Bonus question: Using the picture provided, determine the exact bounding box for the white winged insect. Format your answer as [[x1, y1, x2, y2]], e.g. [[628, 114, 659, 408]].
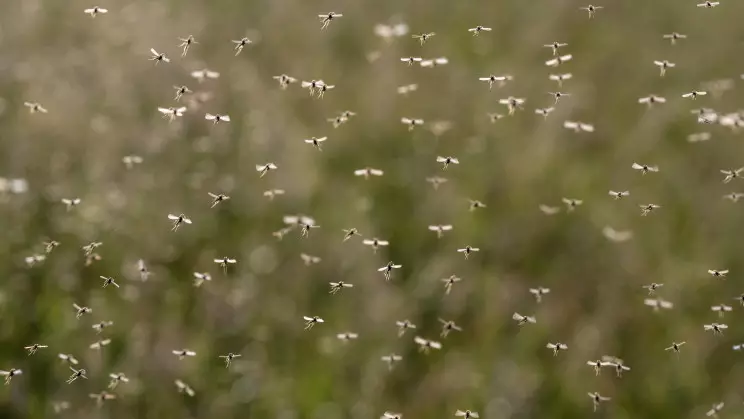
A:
[[73, 304, 92, 319], [168, 213, 192, 231], [588, 392, 611, 412], [337, 332, 359, 343], [529, 287, 551, 303], [137, 259, 151, 281], [704, 323, 727, 335], [442, 275, 462, 295], [256, 163, 278, 178], [172, 349, 197, 360], [663, 32, 687, 45], [232, 37, 253, 55], [638, 95, 667, 107], [544, 42, 568, 56], [697, 1, 720, 8], [300, 253, 321, 266], [396, 320, 417, 337], [89, 391, 116, 407], [540, 204, 561, 215], [363, 237, 389, 253], [219, 353, 241, 368], [205, 113, 230, 124], [682, 90, 707, 100], [438, 319, 462, 338], [549, 73, 572, 87], [547, 343, 568, 356], [707, 402, 725, 419], [178, 35, 197, 56], [479, 75, 507, 90], [401, 57, 423, 66], [175, 380, 195, 397], [378, 261, 402, 281], [304, 136, 328, 151], [214, 257, 237, 274], [427, 176, 448, 190], [512, 312, 536, 326], [173, 85, 192, 101], [548, 92, 571, 104], [84, 6, 108, 17], [653, 60, 675, 77], [642, 283, 663, 295], [89, 339, 112, 351], [580, 5, 604, 18], [457, 246, 479, 259], [342, 228, 362, 242], [61, 198, 81, 211], [499, 96, 526, 115], [319, 12, 343, 29], [100, 276, 119, 288], [122, 155, 143, 169], [401, 117, 425, 131], [208, 192, 230, 208], [468, 26, 492, 35], [0, 369, 22, 385], [193, 272, 211, 287], [108, 373, 129, 389], [381, 354, 403, 370], [546, 54, 573, 67], [24, 102, 48, 114], [562, 198, 583, 212], [428, 224, 453, 238], [273, 74, 298, 90], [535, 107, 555, 119], [455, 410, 479, 419], [414, 336, 442, 353], [711, 304, 733, 318], [157, 106, 186, 122], [149, 48, 170, 64], [303, 316, 324, 330], [24, 344, 48, 355], [609, 190, 630, 200], [354, 167, 384, 179], [420, 57, 448, 67], [92, 321, 113, 334], [383, 412, 402, 419], [329, 281, 353, 294], [563, 120, 594, 132], [644, 298, 673, 311], [665, 341, 685, 356], [640, 204, 661, 216], [190, 69, 220, 83], [436, 156, 459, 169], [412, 32, 436, 45], [469, 199, 486, 211], [263, 189, 285, 200], [58, 354, 79, 365], [67, 367, 87, 384], [632, 162, 659, 175], [720, 168, 744, 183]]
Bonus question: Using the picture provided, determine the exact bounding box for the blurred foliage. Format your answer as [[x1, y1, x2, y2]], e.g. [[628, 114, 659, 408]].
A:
[[2, 0, 744, 418]]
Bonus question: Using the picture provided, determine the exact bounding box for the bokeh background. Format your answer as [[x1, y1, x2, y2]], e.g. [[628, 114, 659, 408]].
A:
[[2, 0, 744, 418]]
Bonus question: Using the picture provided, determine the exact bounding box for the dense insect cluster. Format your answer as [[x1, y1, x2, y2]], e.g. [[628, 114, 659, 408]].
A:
[[3, 1, 744, 417]]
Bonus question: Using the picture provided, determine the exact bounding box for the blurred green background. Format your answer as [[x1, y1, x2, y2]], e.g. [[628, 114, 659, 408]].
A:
[[2, 0, 744, 418]]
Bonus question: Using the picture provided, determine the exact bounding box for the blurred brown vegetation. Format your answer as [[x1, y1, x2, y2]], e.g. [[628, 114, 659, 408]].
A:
[[2, 0, 744, 418]]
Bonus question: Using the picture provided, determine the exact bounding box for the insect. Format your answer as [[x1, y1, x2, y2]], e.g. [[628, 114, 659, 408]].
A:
[[437, 156, 459, 169], [89, 339, 112, 351], [342, 228, 362, 242], [157, 106, 187, 122], [100, 276, 119, 288], [108, 373, 129, 389], [535, 107, 555, 119], [24, 102, 48, 114], [329, 281, 353, 294], [603, 356, 631, 377], [438, 319, 462, 338], [190, 69, 220, 83], [563, 121, 594, 132], [319, 12, 343, 29], [663, 32, 687, 45], [529, 287, 551, 303], [62, 198, 82, 211], [316, 83, 335, 99], [337, 332, 359, 342], [546, 343, 568, 356], [303, 316, 324, 330], [468, 199, 486, 211], [73, 304, 92, 319], [149, 48, 170, 64], [256, 163, 278, 178], [0, 369, 22, 385], [487, 113, 505, 123], [401, 117, 425, 131], [193, 272, 211, 287], [544, 41, 568, 56], [219, 353, 241, 368], [588, 392, 611, 412], [512, 312, 537, 326], [58, 354, 79, 365], [428, 224, 453, 238], [378, 261, 402, 280], [479, 75, 507, 90], [232, 37, 253, 55], [177, 35, 197, 56], [414, 336, 442, 353], [639, 204, 661, 216], [205, 113, 230, 124], [638, 94, 667, 108], [262, 189, 285, 201], [175, 380, 195, 397], [539, 204, 561, 215], [706, 402, 725, 419], [632, 162, 659, 174], [468, 26, 492, 35], [273, 74, 298, 90], [546, 54, 573, 67], [208, 192, 230, 208], [720, 168, 744, 183], [561, 198, 583, 212], [137, 259, 151, 281], [455, 410, 479, 419], [67, 367, 88, 384], [711, 304, 733, 318], [300, 253, 321, 266], [548, 92, 571, 104], [442, 275, 462, 295], [420, 57, 448, 67], [397, 84, 418, 95], [354, 167, 384, 179], [704, 323, 728, 335], [381, 354, 403, 370], [25, 254, 46, 267], [682, 90, 707, 100], [304, 136, 328, 151], [168, 214, 192, 231], [643, 283, 663, 295], [123, 155, 144, 169], [82, 241, 102, 256], [665, 341, 686, 355], [24, 344, 48, 355], [172, 349, 197, 360], [697, 1, 720, 7], [609, 190, 630, 199], [395, 320, 417, 337], [653, 60, 675, 76], [548, 73, 572, 88], [84, 6, 108, 17], [363, 238, 389, 253], [383, 412, 402, 419], [412, 32, 436, 45], [42, 240, 60, 253], [214, 257, 237, 274], [92, 321, 113, 334], [580, 5, 604, 18], [328, 115, 348, 128], [401, 57, 423, 66], [709, 269, 730, 278], [644, 298, 674, 311], [499, 96, 526, 115], [89, 391, 116, 407]]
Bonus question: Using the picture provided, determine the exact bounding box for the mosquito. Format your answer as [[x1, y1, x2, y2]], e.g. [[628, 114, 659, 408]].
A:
[[381, 354, 403, 370], [300, 253, 321, 266], [563, 121, 594, 132], [123, 155, 143, 168], [137, 259, 151, 281], [193, 272, 211, 287], [721, 168, 744, 183], [149, 48, 170, 64], [62, 198, 81, 211], [84, 7, 108, 17], [428, 224, 453, 238], [609, 190, 630, 200], [319, 12, 343, 29], [442, 275, 461, 295], [479, 75, 507, 90], [304, 316, 324, 330], [256, 163, 278, 178], [401, 117, 425, 131], [58, 354, 79, 365], [205, 113, 230, 124], [337, 332, 359, 343], [529, 287, 551, 303], [67, 367, 87, 384], [682, 90, 707, 100], [157, 106, 186, 122], [513, 312, 537, 326], [304, 136, 328, 150], [588, 392, 611, 412], [499, 96, 526, 115], [426, 176, 448, 190], [580, 5, 603, 18], [401, 57, 423, 66], [89, 392, 116, 407], [412, 33, 435, 45], [468, 26, 492, 36], [436, 156, 459, 169], [329, 281, 353, 294], [175, 380, 195, 397], [172, 349, 197, 360], [168, 214, 192, 231], [535, 107, 555, 119], [92, 321, 113, 334], [190, 69, 220, 83], [273, 74, 298, 89], [639, 95, 666, 107], [643, 283, 663, 295], [232, 37, 252, 55], [178, 35, 197, 56], [414, 336, 442, 353], [208, 192, 230, 208], [640, 204, 661, 216], [546, 343, 568, 356], [73, 304, 92, 319], [665, 341, 685, 356], [214, 257, 237, 274], [544, 42, 568, 56], [663, 32, 687, 45], [438, 319, 462, 338], [455, 410, 479, 419], [24, 102, 48, 114], [24, 344, 48, 355], [89, 339, 111, 351], [548, 73, 572, 87], [108, 373, 129, 389], [457, 246, 479, 259], [548, 92, 571, 104], [396, 320, 417, 337], [363, 238, 389, 253], [219, 353, 241, 368], [0, 369, 22, 385], [632, 162, 659, 174], [546, 54, 573, 67], [100, 276, 119, 288], [704, 323, 727, 335]]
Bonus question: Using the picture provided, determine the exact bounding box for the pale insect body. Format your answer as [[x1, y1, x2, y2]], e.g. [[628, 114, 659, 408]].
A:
[[336, 332, 359, 342], [300, 253, 321, 266], [547, 342, 568, 356], [663, 32, 687, 45], [232, 37, 253, 56], [457, 245, 479, 259], [303, 316, 324, 330], [442, 275, 461, 295], [123, 155, 143, 169], [420, 57, 448, 67], [711, 304, 733, 318], [89, 339, 112, 350], [535, 107, 555, 119], [73, 303, 92, 319], [108, 373, 129, 389], [720, 167, 744, 183], [546, 54, 573, 67], [609, 190, 630, 199], [455, 410, 479, 419], [548, 91, 571, 104], [638, 95, 666, 107], [396, 320, 417, 337], [428, 224, 453, 238], [414, 336, 442, 353], [319, 12, 343, 29], [468, 26, 492, 35], [167, 213, 192, 231], [208, 192, 230, 208], [304, 136, 328, 151], [24, 102, 48, 114], [193, 272, 212, 287], [438, 318, 462, 338], [704, 323, 727, 335], [172, 349, 197, 360], [563, 121, 594, 132], [401, 57, 423, 66], [644, 298, 673, 311], [548, 73, 572, 87], [561, 198, 583, 211], [436, 156, 459, 169], [479, 74, 507, 90], [632, 162, 659, 174], [175, 379, 195, 397], [178, 35, 197, 56], [256, 163, 278, 177], [707, 402, 725, 419], [61, 198, 82, 211], [412, 32, 436, 45], [499, 96, 526, 115], [697, 1, 720, 8], [381, 354, 403, 370], [363, 237, 389, 253], [214, 257, 237, 274], [640, 204, 661, 216], [84, 6, 108, 17], [653, 60, 675, 77], [149, 48, 170, 64], [67, 367, 88, 384], [580, 5, 604, 18], [512, 312, 537, 325], [682, 90, 707, 100], [190, 69, 220, 83], [378, 261, 402, 280], [329, 281, 353, 294], [588, 392, 611, 412], [401, 117, 425, 131], [219, 353, 241, 368], [24, 343, 48, 355], [205, 113, 231, 124], [0, 369, 22, 385], [529, 287, 550, 303], [544, 42, 568, 56], [100, 276, 119, 288], [273, 74, 298, 89], [157, 106, 187, 122], [354, 167, 384, 179]]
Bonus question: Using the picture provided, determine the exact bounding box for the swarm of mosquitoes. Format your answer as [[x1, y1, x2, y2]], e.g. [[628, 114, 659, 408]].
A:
[[5, 1, 744, 417]]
